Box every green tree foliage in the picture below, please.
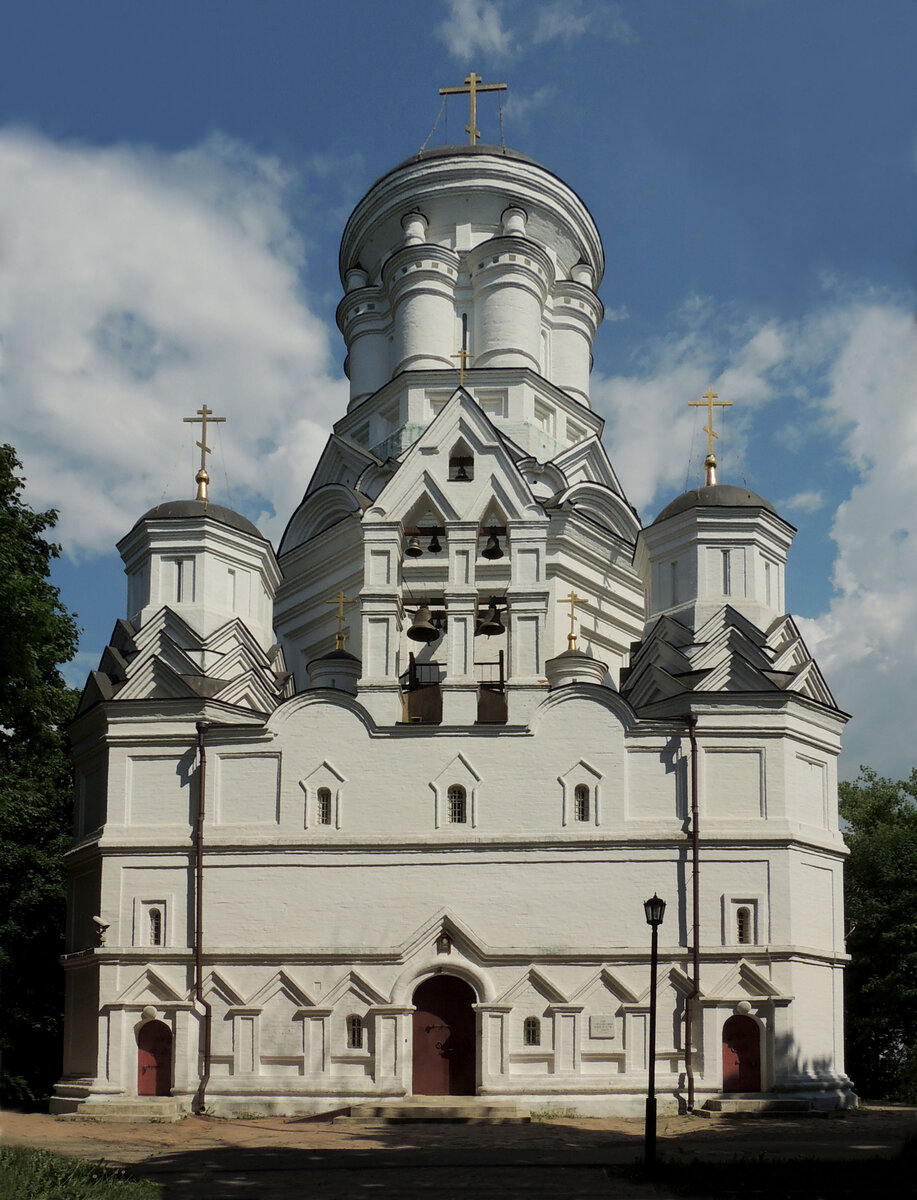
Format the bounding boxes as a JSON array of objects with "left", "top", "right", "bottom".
[
  {"left": 0, "top": 445, "right": 79, "bottom": 1105},
  {"left": 840, "top": 766, "right": 917, "bottom": 1101}
]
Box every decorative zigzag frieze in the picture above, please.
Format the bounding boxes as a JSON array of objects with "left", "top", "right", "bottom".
[
  {"left": 77, "top": 607, "right": 294, "bottom": 715},
  {"left": 620, "top": 605, "right": 837, "bottom": 710}
]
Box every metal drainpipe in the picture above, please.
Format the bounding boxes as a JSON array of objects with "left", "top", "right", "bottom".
[
  {"left": 192, "top": 720, "right": 212, "bottom": 1115},
  {"left": 684, "top": 715, "right": 700, "bottom": 1111}
]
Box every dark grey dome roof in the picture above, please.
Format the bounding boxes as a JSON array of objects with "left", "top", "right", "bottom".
[
  {"left": 375, "top": 143, "right": 544, "bottom": 189},
  {"left": 652, "top": 484, "right": 778, "bottom": 526},
  {"left": 133, "top": 499, "right": 264, "bottom": 539}
]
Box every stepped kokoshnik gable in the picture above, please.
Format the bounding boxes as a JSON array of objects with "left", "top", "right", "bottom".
[{"left": 54, "top": 78, "right": 854, "bottom": 1117}]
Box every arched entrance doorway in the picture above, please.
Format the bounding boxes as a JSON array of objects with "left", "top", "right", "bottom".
[
  {"left": 137, "top": 1019, "right": 173, "bottom": 1096},
  {"left": 412, "top": 975, "right": 476, "bottom": 1096},
  {"left": 722, "top": 1014, "right": 761, "bottom": 1091}
]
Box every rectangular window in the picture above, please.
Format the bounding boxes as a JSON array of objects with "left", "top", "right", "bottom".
[{"left": 721, "top": 548, "right": 731, "bottom": 596}]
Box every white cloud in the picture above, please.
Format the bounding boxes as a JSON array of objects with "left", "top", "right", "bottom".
[
  {"left": 435, "top": 0, "right": 514, "bottom": 61},
  {"left": 533, "top": 1, "right": 637, "bottom": 46},
  {"left": 780, "top": 490, "right": 825, "bottom": 513},
  {"left": 0, "top": 128, "right": 347, "bottom": 557},
  {"left": 594, "top": 288, "right": 917, "bottom": 778},
  {"left": 794, "top": 301, "right": 917, "bottom": 776}
]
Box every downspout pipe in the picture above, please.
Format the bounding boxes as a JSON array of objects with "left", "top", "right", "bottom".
[
  {"left": 192, "top": 720, "right": 212, "bottom": 1115},
  {"left": 684, "top": 715, "right": 700, "bottom": 1111}
]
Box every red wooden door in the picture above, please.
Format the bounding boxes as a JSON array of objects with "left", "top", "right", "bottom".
[
  {"left": 412, "top": 975, "right": 476, "bottom": 1096},
  {"left": 722, "top": 1014, "right": 761, "bottom": 1091},
  {"left": 138, "top": 1019, "right": 173, "bottom": 1096}
]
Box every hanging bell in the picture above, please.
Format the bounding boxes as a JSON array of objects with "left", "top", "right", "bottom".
[
  {"left": 407, "top": 605, "right": 440, "bottom": 643},
  {"left": 481, "top": 529, "right": 504, "bottom": 560},
  {"left": 454, "top": 463, "right": 469, "bottom": 481},
  {"left": 427, "top": 531, "right": 442, "bottom": 554},
  {"left": 475, "top": 599, "right": 505, "bottom": 637},
  {"left": 405, "top": 534, "right": 423, "bottom": 558}
]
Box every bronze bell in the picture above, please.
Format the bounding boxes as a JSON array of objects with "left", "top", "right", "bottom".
[
  {"left": 481, "top": 529, "right": 504, "bottom": 560},
  {"left": 427, "top": 531, "right": 442, "bottom": 554},
  {"left": 407, "top": 605, "right": 440, "bottom": 643},
  {"left": 405, "top": 535, "right": 423, "bottom": 558},
  {"left": 454, "top": 463, "right": 469, "bottom": 481},
  {"left": 475, "top": 598, "right": 505, "bottom": 637}
]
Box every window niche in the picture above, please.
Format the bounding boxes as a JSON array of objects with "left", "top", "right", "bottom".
[
  {"left": 346, "top": 1014, "right": 364, "bottom": 1050},
  {"left": 300, "top": 762, "right": 346, "bottom": 830},
  {"left": 559, "top": 761, "right": 602, "bottom": 827},
  {"left": 448, "top": 438, "right": 474, "bottom": 482},
  {"left": 431, "top": 755, "right": 481, "bottom": 829},
  {"left": 523, "top": 1016, "right": 541, "bottom": 1047},
  {"left": 723, "top": 896, "right": 761, "bottom": 946},
  {"left": 133, "top": 898, "right": 171, "bottom": 948}
]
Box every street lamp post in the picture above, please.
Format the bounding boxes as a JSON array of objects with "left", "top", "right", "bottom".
[{"left": 643, "top": 893, "right": 666, "bottom": 1171}]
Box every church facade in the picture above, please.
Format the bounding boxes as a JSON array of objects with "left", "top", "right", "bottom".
[{"left": 53, "top": 137, "right": 854, "bottom": 1116}]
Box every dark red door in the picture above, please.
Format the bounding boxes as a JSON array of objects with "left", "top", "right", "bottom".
[
  {"left": 722, "top": 1014, "right": 761, "bottom": 1091},
  {"left": 412, "top": 975, "right": 476, "bottom": 1096},
  {"left": 138, "top": 1019, "right": 173, "bottom": 1096}
]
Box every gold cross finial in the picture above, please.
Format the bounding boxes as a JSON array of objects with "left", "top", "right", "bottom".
[
  {"left": 557, "top": 589, "right": 589, "bottom": 651},
  {"left": 183, "top": 404, "right": 226, "bottom": 500},
  {"left": 451, "top": 346, "right": 474, "bottom": 386},
  {"left": 688, "top": 388, "right": 733, "bottom": 485},
  {"left": 325, "top": 590, "right": 355, "bottom": 651},
  {"left": 439, "top": 72, "right": 507, "bottom": 145}
]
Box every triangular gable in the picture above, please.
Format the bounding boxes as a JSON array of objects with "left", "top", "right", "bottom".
[
  {"left": 495, "top": 967, "right": 568, "bottom": 1006},
  {"left": 396, "top": 909, "right": 493, "bottom": 964},
  {"left": 369, "top": 391, "right": 538, "bottom": 524},
  {"left": 704, "top": 959, "right": 790, "bottom": 1003},
  {"left": 786, "top": 658, "right": 837, "bottom": 707},
  {"left": 204, "top": 969, "right": 246, "bottom": 1007},
  {"left": 569, "top": 966, "right": 640, "bottom": 1006},
  {"left": 692, "top": 605, "right": 768, "bottom": 650},
  {"left": 117, "top": 656, "right": 203, "bottom": 702},
  {"left": 430, "top": 752, "right": 481, "bottom": 790},
  {"left": 701, "top": 651, "right": 780, "bottom": 694},
  {"left": 551, "top": 436, "right": 626, "bottom": 496},
  {"left": 304, "top": 433, "right": 380, "bottom": 496},
  {"left": 214, "top": 669, "right": 277, "bottom": 713},
  {"left": 321, "top": 969, "right": 389, "bottom": 1009},
  {"left": 631, "top": 965, "right": 697, "bottom": 1008},
  {"left": 117, "top": 967, "right": 185, "bottom": 1004},
  {"left": 246, "top": 969, "right": 315, "bottom": 1010}
]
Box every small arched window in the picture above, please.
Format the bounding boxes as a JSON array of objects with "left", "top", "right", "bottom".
[
  {"left": 574, "top": 784, "right": 590, "bottom": 822},
  {"left": 448, "top": 785, "right": 467, "bottom": 824},
  {"left": 347, "top": 1014, "right": 363, "bottom": 1049},
  {"left": 317, "top": 787, "right": 333, "bottom": 826},
  {"left": 523, "top": 1016, "right": 541, "bottom": 1046},
  {"left": 149, "top": 908, "right": 163, "bottom": 947},
  {"left": 736, "top": 907, "right": 752, "bottom": 945}
]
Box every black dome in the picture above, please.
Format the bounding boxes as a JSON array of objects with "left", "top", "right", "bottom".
[
  {"left": 652, "top": 484, "right": 778, "bottom": 526},
  {"left": 133, "top": 499, "right": 264, "bottom": 539}
]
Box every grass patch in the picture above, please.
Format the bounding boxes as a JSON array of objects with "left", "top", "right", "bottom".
[{"left": 0, "top": 1145, "right": 161, "bottom": 1200}]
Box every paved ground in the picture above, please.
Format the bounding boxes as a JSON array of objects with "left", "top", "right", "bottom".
[{"left": 2, "top": 1105, "right": 915, "bottom": 1198}]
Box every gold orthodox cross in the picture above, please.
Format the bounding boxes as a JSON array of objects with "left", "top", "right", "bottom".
[
  {"left": 183, "top": 404, "right": 226, "bottom": 500},
  {"left": 557, "top": 589, "right": 590, "bottom": 651},
  {"left": 451, "top": 346, "right": 474, "bottom": 386},
  {"left": 689, "top": 388, "right": 732, "bottom": 460},
  {"left": 325, "top": 590, "right": 355, "bottom": 651},
  {"left": 439, "top": 72, "right": 507, "bottom": 145}
]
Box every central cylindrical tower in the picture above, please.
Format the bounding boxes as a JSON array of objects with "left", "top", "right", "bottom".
[{"left": 336, "top": 144, "right": 605, "bottom": 411}]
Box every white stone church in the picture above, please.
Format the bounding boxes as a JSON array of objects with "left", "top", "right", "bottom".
[{"left": 54, "top": 131, "right": 854, "bottom": 1116}]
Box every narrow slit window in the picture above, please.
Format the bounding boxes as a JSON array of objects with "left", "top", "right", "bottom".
[
  {"left": 721, "top": 548, "right": 731, "bottom": 596},
  {"left": 523, "top": 1016, "right": 541, "bottom": 1046},
  {"left": 447, "top": 785, "right": 467, "bottom": 824},
  {"left": 670, "top": 561, "right": 678, "bottom": 607},
  {"left": 347, "top": 1014, "right": 363, "bottom": 1049},
  {"left": 317, "top": 787, "right": 333, "bottom": 826},
  {"left": 149, "top": 908, "right": 163, "bottom": 947},
  {"left": 574, "top": 784, "right": 590, "bottom": 822},
  {"left": 736, "top": 906, "right": 752, "bottom": 945}
]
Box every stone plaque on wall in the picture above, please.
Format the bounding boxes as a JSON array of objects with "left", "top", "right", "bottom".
[{"left": 590, "top": 1016, "right": 615, "bottom": 1039}]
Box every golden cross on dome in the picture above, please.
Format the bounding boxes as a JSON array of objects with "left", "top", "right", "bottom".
[
  {"left": 557, "top": 589, "right": 590, "bottom": 652},
  {"left": 183, "top": 404, "right": 226, "bottom": 500},
  {"left": 439, "top": 72, "right": 507, "bottom": 145},
  {"left": 689, "top": 388, "right": 732, "bottom": 485},
  {"left": 325, "top": 590, "right": 355, "bottom": 651}
]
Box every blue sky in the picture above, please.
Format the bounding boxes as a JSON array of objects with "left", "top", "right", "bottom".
[{"left": 1, "top": 0, "right": 914, "bottom": 778}]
